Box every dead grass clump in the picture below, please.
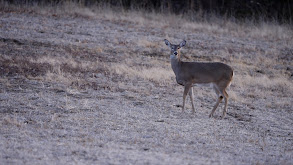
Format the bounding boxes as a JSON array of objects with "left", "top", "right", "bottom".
[
  {"left": 249, "top": 22, "right": 293, "bottom": 41},
  {"left": 234, "top": 74, "right": 293, "bottom": 99},
  {"left": 137, "top": 39, "right": 159, "bottom": 49},
  {"left": 32, "top": 55, "right": 101, "bottom": 74},
  {"left": 182, "top": 21, "right": 229, "bottom": 35},
  {"left": 110, "top": 63, "right": 173, "bottom": 84},
  {"left": 0, "top": 54, "right": 104, "bottom": 87},
  {"left": 44, "top": 70, "right": 74, "bottom": 86},
  {"left": 0, "top": 55, "right": 51, "bottom": 78},
  {"left": 2, "top": 116, "right": 23, "bottom": 128},
  {"left": 58, "top": 2, "right": 96, "bottom": 18},
  {"left": 248, "top": 75, "right": 292, "bottom": 93}
]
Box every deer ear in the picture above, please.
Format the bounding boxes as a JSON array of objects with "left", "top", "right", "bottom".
[
  {"left": 179, "top": 40, "right": 186, "bottom": 48},
  {"left": 164, "top": 39, "right": 171, "bottom": 47}
]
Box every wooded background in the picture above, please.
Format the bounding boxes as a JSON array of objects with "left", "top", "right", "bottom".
[{"left": 3, "top": 0, "right": 293, "bottom": 23}]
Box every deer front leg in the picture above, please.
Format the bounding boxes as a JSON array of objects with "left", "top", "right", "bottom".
[
  {"left": 182, "top": 84, "right": 191, "bottom": 112},
  {"left": 189, "top": 87, "right": 195, "bottom": 113},
  {"left": 221, "top": 90, "right": 229, "bottom": 119}
]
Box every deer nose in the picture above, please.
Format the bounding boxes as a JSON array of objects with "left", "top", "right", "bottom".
[{"left": 174, "top": 52, "right": 178, "bottom": 55}]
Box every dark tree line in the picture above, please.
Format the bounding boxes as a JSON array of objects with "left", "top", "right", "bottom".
[{"left": 4, "top": 0, "right": 293, "bottom": 23}]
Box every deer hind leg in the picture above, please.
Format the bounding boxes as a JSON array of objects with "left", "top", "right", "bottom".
[
  {"left": 188, "top": 87, "right": 195, "bottom": 113},
  {"left": 222, "top": 90, "right": 229, "bottom": 118},
  {"left": 209, "top": 85, "right": 223, "bottom": 118},
  {"left": 182, "top": 84, "right": 191, "bottom": 112}
]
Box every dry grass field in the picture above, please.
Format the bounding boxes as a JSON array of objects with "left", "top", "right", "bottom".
[{"left": 0, "top": 3, "right": 293, "bottom": 164}]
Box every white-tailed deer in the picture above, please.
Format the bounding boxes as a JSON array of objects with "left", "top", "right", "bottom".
[{"left": 164, "top": 39, "right": 233, "bottom": 118}]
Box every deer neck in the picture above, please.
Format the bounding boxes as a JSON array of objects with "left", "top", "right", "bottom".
[{"left": 170, "top": 55, "right": 181, "bottom": 76}]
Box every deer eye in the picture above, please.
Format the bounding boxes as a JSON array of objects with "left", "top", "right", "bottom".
[{"left": 177, "top": 47, "right": 180, "bottom": 49}]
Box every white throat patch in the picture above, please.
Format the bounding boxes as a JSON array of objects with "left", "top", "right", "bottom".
[{"left": 170, "top": 55, "right": 177, "bottom": 60}]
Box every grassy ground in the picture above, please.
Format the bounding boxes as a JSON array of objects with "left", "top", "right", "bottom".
[{"left": 0, "top": 3, "right": 293, "bottom": 164}]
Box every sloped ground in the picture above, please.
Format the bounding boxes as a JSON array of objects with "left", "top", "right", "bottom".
[{"left": 0, "top": 7, "right": 293, "bottom": 164}]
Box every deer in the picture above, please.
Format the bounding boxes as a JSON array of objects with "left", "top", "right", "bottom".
[{"left": 164, "top": 39, "right": 233, "bottom": 118}]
